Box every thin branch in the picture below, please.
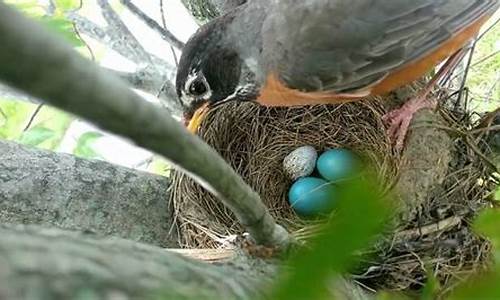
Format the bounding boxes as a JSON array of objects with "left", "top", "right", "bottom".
[
  {"left": 103, "top": 67, "right": 182, "bottom": 115},
  {"left": 68, "top": 4, "right": 170, "bottom": 69},
  {"left": 47, "top": 0, "right": 56, "bottom": 15},
  {"left": 393, "top": 216, "right": 463, "bottom": 242},
  {"left": 120, "top": 0, "right": 185, "bottom": 50},
  {"left": 456, "top": 41, "right": 476, "bottom": 106},
  {"left": 160, "top": 0, "right": 180, "bottom": 66},
  {"left": 67, "top": 13, "right": 172, "bottom": 70},
  {"left": 96, "top": 0, "right": 152, "bottom": 64},
  {"left": 469, "top": 124, "right": 500, "bottom": 135},
  {"left": 72, "top": 23, "right": 95, "bottom": 61},
  {"left": 469, "top": 49, "right": 500, "bottom": 69},
  {"left": 67, "top": 11, "right": 180, "bottom": 113},
  {"left": 104, "top": 67, "right": 161, "bottom": 91},
  {"left": 0, "top": 3, "right": 291, "bottom": 250},
  {"left": 477, "top": 17, "right": 500, "bottom": 42},
  {"left": 0, "top": 107, "right": 7, "bottom": 120},
  {"left": 23, "top": 103, "right": 44, "bottom": 131},
  {"left": 66, "top": 14, "right": 175, "bottom": 80},
  {"left": 159, "top": 0, "right": 181, "bottom": 111}
]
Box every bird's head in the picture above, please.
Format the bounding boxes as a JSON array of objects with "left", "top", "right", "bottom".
[{"left": 176, "top": 16, "right": 259, "bottom": 133}]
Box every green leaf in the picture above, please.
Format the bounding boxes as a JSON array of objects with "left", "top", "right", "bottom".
[
  {"left": 271, "top": 179, "right": 392, "bottom": 300},
  {"left": 421, "top": 270, "right": 440, "bottom": 300},
  {"left": 6, "top": 0, "right": 83, "bottom": 47},
  {"left": 54, "top": 0, "right": 79, "bottom": 10},
  {"left": 376, "top": 291, "right": 410, "bottom": 300},
  {"left": 148, "top": 157, "right": 171, "bottom": 176},
  {"left": 10, "top": 104, "right": 73, "bottom": 151},
  {"left": 19, "top": 127, "right": 55, "bottom": 146},
  {"left": 39, "top": 17, "right": 83, "bottom": 47},
  {"left": 0, "top": 99, "right": 35, "bottom": 140},
  {"left": 449, "top": 270, "right": 500, "bottom": 300},
  {"left": 473, "top": 209, "right": 500, "bottom": 248},
  {"left": 73, "top": 132, "right": 103, "bottom": 159}
]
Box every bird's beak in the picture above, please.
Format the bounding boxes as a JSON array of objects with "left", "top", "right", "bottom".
[{"left": 186, "top": 102, "right": 210, "bottom": 133}]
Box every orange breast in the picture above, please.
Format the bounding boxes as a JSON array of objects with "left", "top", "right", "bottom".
[{"left": 257, "top": 15, "right": 491, "bottom": 107}]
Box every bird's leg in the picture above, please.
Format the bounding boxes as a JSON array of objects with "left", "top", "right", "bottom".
[{"left": 383, "top": 48, "right": 468, "bottom": 151}]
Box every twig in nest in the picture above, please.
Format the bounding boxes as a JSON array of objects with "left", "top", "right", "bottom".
[
  {"left": 393, "top": 216, "right": 463, "bottom": 242},
  {"left": 411, "top": 120, "right": 498, "bottom": 170},
  {"left": 469, "top": 125, "right": 500, "bottom": 135}
]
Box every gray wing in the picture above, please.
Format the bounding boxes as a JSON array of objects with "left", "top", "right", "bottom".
[{"left": 260, "top": 0, "right": 499, "bottom": 92}]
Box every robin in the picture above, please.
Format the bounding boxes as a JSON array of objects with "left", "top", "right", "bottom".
[{"left": 176, "top": 0, "right": 499, "bottom": 149}]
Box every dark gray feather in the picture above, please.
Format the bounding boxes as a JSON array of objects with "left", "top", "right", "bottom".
[{"left": 257, "top": 0, "right": 499, "bottom": 92}]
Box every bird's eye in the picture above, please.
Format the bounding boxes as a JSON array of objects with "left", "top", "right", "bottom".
[{"left": 188, "top": 79, "right": 208, "bottom": 96}]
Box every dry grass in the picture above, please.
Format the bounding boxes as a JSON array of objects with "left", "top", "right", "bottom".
[{"left": 170, "top": 86, "right": 497, "bottom": 293}]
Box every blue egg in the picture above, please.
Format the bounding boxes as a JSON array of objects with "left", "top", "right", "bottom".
[
  {"left": 288, "top": 177, "right": 337, "bottom": 217},
  {"left": 317, "top": 149, "right": 360, "bottom": 182}
]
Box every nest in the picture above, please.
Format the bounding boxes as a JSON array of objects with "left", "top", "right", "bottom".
[
  {"left": 172, "top": 97, "right": 397, "bottom": 246},
  {"left": 356, "top": 107, "right": 496, "bottom": 294},
  {"left": 170, "top": 85, "right": 497, "bottom": 293}
]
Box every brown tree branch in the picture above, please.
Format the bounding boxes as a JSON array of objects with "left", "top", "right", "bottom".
[{"left": 0, "top": 3, "right": 291, "bottom": 249}]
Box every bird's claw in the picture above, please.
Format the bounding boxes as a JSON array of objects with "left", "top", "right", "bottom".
[{"left": 383, "top": 96, "right": 437, "bottom": 152}]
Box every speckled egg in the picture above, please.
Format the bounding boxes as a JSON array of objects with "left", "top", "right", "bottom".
[
  {"left": 288, "top": 177, "right": 337, "bottom": 217},
  {"left": 283, "top": 146, "right": 317, "bottom": 181},
  {"left": 316, "top": 148, "right": 361, "bottom": 182}
]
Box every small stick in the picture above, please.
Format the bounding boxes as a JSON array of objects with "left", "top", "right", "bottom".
[
  {"left": 393, "top": 216, "right": 463, "bottom": 241},
  {"left": 120, "top": 0, "right": 184, "bottom": 50}
]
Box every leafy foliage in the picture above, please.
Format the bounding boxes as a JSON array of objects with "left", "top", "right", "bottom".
[
  {"left": 53, "top": 0, "right": 80, "bottom": 11},
  {"left": 19, "top": 126, "right": 55, "bottom": 146},
  {"left": 73, "top": 131, "right": 103, "bottom": 159},
  {"left": 0, "top": 99, "right": 72, "bottom": 150},
  {"left": 473, "top": 209, "right": 500, "bottom": 253},
  {"left": 39, "top": 16, "right": 83, "bottom": 46},
  {"left": 148, "top": 156, "right": 172, "bottom": 176},
  {"left": 467, "top": 20, "right": 500, "bottom": 112},
  {"left": 0, "top": 99, "right": 33, "bottom": 140},
  {"left": 5, "top": 0, "right": 84, "bottom": 46},
  {"left": 271, "top": 179, "right": 391, "bottom": 300},
  {"left": 439, "top": 208, "right": 500, "bottom": 299}
]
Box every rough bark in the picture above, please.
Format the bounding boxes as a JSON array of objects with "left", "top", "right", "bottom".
[
  {"left": 394, "top": 109, "right": 453, "bottom": 222},
  {"left": 0, "top": 224, "right": 275, "bottom": 300},
  {"left": 0, "top": 140, "right": 177, "bottom": 248}
]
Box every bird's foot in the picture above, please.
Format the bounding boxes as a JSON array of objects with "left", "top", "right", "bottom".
[{"left": 383, "top": 95, "right": 437, "bottom": 152}]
